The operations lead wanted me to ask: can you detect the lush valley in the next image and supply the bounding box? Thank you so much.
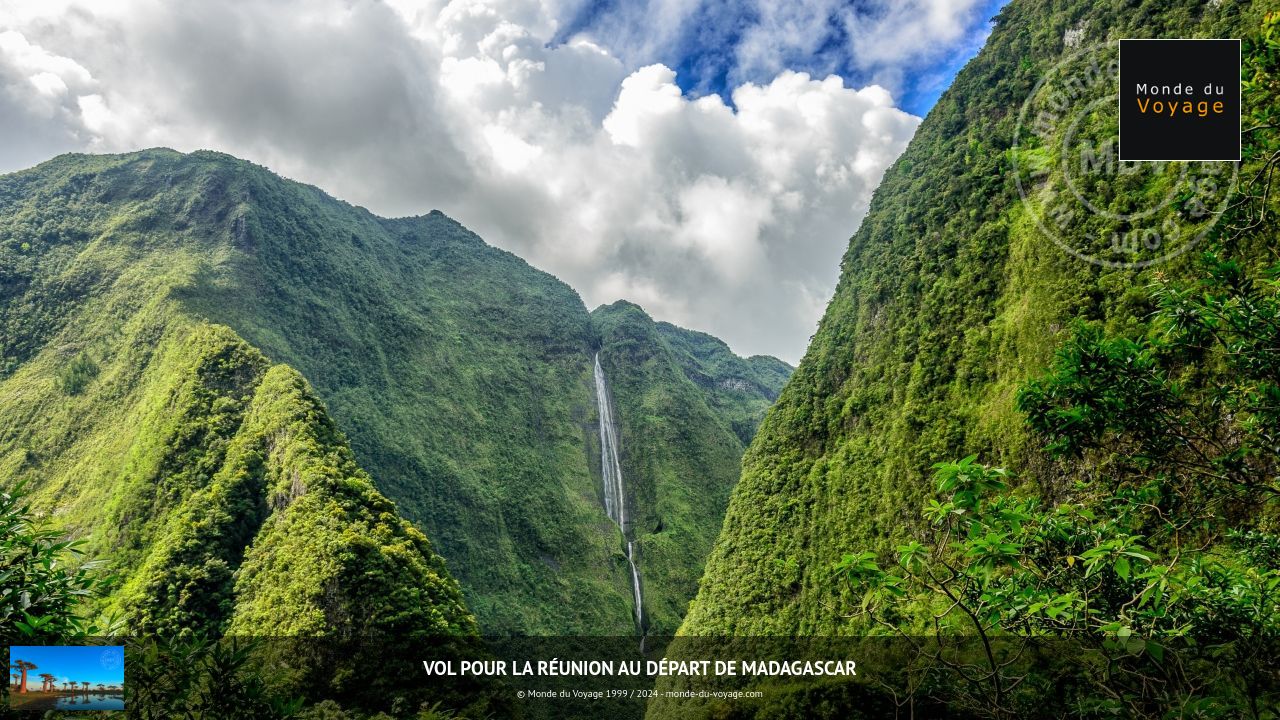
[0,150,789,639]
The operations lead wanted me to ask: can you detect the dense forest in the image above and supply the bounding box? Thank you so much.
[670,0,1280,717]
[685,0,1277,636]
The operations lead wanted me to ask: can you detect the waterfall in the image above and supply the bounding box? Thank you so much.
[593,353,646,640]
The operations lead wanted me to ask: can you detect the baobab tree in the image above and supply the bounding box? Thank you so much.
[9,659,36,693]
[39,673,56,692]
[96,682,104,693]
[80,680,90,694]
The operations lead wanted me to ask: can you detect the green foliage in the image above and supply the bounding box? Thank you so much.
[653,319,790,445]
[84,327,477,640]
[0,147,618,633]
[838,456,1279,717]
[832,179,1280,716]
[226,365,476,639]
[1019,265,1280,507]
[0,146,780,638]
[683,0,1280,637]
[1033,253,1279,529]
[1238,12,1280,233]
[56,351,98,396]
[592,302,788,635]
[129,635,304,720]
[0,481,117,642]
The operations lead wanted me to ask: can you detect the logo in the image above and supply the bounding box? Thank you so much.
[1013,42,1238,268]
[1119,39,1241,161]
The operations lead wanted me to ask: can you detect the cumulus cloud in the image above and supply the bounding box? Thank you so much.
[836,0,996,93]
[0,0,922,363]
[0,28,98,169]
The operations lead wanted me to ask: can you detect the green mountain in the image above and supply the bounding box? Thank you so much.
[681,0,1280,636]
[654,320,793,448]
[0,149,789,636]
[592,301,790,634]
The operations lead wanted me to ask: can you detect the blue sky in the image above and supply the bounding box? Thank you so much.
[555,0,1009,116]
[0,0,1008,363]
[9,646,124,687]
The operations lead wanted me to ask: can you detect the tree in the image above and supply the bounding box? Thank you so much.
[836,255,1280,718]
[39,673,55,692]
[1,481,119,641]
[839,452,1279,716]
[130,635,303,720]
[10,660,35,694]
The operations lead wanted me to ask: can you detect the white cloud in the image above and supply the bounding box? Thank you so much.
[0,28,99,167]
[559,0,996,102]
[728,0,991,82]
[0,0,922,363]
[841,0,989,67]
[838,0,994,92]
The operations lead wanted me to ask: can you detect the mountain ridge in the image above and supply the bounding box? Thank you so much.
[0,147,790,636]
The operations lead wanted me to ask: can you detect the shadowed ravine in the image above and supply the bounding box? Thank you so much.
[593,353,646,646]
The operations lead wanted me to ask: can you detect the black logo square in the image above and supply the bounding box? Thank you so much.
[1119,39,1240,161]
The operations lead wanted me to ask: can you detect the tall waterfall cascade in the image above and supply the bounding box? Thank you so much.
[593,353,646,639]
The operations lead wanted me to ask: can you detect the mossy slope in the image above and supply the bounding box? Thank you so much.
[681,0,1279,635]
